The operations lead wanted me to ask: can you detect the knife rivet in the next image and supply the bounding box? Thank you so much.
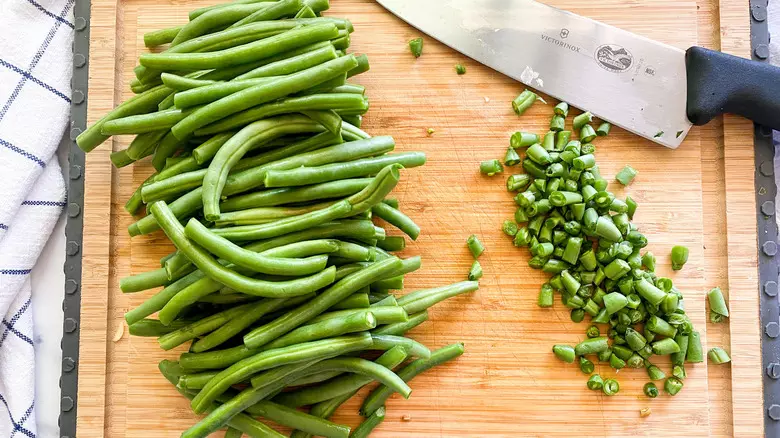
[755,44,770,60]
[765,281,778,297]
[62,357,75,373]
[752,4,767,22]
[64,318,78,333]
[769,405,780,421]
[69,165,82,180]
[763,241,777,256]
[767,322,780,338]
[74,53,86,68]
[72,90,84,105]
[65,279,79,295]
[69,127,81,141]
[768,363,780,379]
[61,396,74,412]
[760,161,774,176]
[66,241,80,256]
[67,203,80,218]
[74,17,87,31]
[762,201,775,216]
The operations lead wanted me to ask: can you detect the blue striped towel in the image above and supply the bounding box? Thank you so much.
[0,0,73,435]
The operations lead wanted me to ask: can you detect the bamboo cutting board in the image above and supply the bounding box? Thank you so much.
[77,0,763,436]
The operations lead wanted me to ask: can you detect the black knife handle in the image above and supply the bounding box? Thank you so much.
[686,46,780,129]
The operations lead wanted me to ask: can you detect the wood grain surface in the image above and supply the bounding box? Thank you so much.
[78,0,763,436]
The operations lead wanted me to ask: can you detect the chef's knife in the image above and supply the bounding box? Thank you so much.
[377,0,780,149]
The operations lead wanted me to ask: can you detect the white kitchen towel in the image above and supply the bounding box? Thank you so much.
[0,0,74,435]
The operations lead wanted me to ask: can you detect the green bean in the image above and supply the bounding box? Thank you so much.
[596,122,611,136]
[152,131,188,171]
[586,374,603,391]
[309,307,407,326]
[158,362,286,438]
[664,377,683,395]
[203,116,330,219]
[191,332,372,413]
[244,257,402,349]
[77,85,172,152]
[262,153,423,190]
[144,26,182,47]
[512,89,537,116]
[616,165,638,186]
[222,179,368,213]
[174,77,281,109]
[141,169,209,204]
[132,135,390,235]
[192,295,313,353]
[162,239,339,321]
[371,202,420,240]
[686,331,704,363]
[185,362,346,438]
[101,109,188,135]
[158,303,255,350]
[172,0,301,48]
[397,281,479,315]
[371,311,427,336]
[126,130,168,161]
[510,132,539,149]
[351,407,385,438]
[330,292,370,310]
[652,338,680,355]
[125,270,204,325]
[572,111,593,130]
[120,267,170,293]
[574,337,609,356]
[360,342,464,416]
[552,345,575,363]
[464,234,485,259]
[170,54,357,140]
[262,310,377,352]
[198,93,366,137]
[230,0,305,28]
[160,73,216,91]
[128,318,193,337]
[708,347,731,364]
[178,370,220,390]
[635,278,666,306]
[150,201,337,298]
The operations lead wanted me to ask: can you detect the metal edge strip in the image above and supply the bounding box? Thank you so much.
[748,0,780,433]
[59,0,90,434]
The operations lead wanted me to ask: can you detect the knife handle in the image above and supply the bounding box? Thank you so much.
[686,46,780,129]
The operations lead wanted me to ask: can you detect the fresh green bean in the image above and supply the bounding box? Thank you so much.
[261,310,377,351]
[158,303,254,350]
[120,268,170,293]
[101,109,188,135]
[125,270,204,325]
[351,407,385,438]
[144,26,182,47]
[371,311,428,336]
[616,165,638,185]
[652,338,681,355]
[128,318,193,337]
[708,347,731,364]
[409,37,423,57]
[191,333,372,413]
[197,93,366,136]
[512,90,537,116]
[553,345,575,363]
[360,343,464,416]
[466,234,485,258]
[77,85,172,152]
[664,377,683,395]
[587,374,603,390]
[150,201,337,298]
[396,281,479,314]
[170,54,357,139]
[371,202,420,240]
[243,257,402,349]
[575,337,609,356]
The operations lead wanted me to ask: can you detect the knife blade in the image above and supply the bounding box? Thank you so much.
[377,0,780,149]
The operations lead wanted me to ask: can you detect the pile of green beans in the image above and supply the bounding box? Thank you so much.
[496,103,703,398]
[77,2,477,436]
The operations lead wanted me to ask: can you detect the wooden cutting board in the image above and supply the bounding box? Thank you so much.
[77,0,763,436]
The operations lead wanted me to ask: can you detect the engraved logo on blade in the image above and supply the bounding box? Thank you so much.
[595,44,633,73]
